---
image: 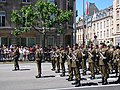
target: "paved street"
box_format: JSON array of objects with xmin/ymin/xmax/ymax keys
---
[{"xmin": 0, "ymin": 62, "xmax": 120, "ymax": 90}]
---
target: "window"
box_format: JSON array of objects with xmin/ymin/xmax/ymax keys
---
[
  {"xmin": 49, "ymin": 0, "xmax": 55, "ymax": 3},
  {"xmin": 104, "ymin": 31, "xmax": 105, "ymax": 37},
  {"xmin": 48, "ymin": 36, "xmax": 54, "ymax": 46},
  {"xmin": 117, "ymin": 10, "xmax": 119, "ymax": 18},
  {"xmin": 0, "ymin": 0, "xmax": 6, "ymax": 2},
  {"xmin": 104, "ymin": 21, "xmax": 106, "ymax": 28},
  {"xmin": 22, "ymin": 0, "xmax": 31, "ymax": 3},
  {"xmin": 97, "ymin": 23, "xmax": 99, "ymax": 30},
  {"xmin": 100, "ymin": 22, "xmax": 102, "ymax": 29},
  {"xmin": 94, "ymin": 24, "xmax": 96, "ymax": 30},
  {"xmin": 106, "ymin": 29, "xmax": 109, "ymax": 37},
  {"xmin": 117, "ymin": 0, "xmax": 119, "ymax": 5},
  {"xmin": 0, "ymin": 11, "xmax": 5, "ymax": 27},
  {"xmin": 107, "ymin": 20, "xmax": 109, "ymax": 26},
  {"xmin": 1, "ymin": 37, "xmax": 8, "ymax": 46},
  {"xmin": 28, "ymin": 38, "xmax": 36, "ymax": 47},
  {"xmin": 97, "ymin": 32, "xmax": 99, "ymax": 38},
  {"xmin": 100, "ymin": 31, "xmax": 102, "ymax": 38},
  {"xmin": 117, "ymin": 24, "xmax": 120, "ymax": 31}
]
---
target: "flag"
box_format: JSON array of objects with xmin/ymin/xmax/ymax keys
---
[{"xmin": 86, "ymin": 0, "xmax": 89, "ymax": 15}]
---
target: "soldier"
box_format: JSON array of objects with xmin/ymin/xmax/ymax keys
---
[
  {"xmin": 94, "ymin": 45, "xmax": 100, "ymax": 74},
  {"xmin": 35, "ymin": 44, "xmax": 42, "ymax": 78},
  {"xmin": 50, "ymin": 48, "xmax": 55, "ymax": 71},
  {"xmin": 116, "ymin": 47, "xmax": 120, "ymax": 83},
  {"xmin": 60, "ymin": 46, "xmax": 66, "ymax": 77},
  {"xmin": 12, "ymin": 45, "xmax": 20, "ymax": 71},
  {"xmin": 81, "ymin": 47, "xmax": 88, "ymax": 75},
  {"xmin": 99, "ymin": 44, "xmax": 109, "ymax": 85},
  {"xmin": 108, "ymin": 46, "xmax": 114, "ymax": 74},
  {"xmin": 71, "ymin": 44, "xmax": 82, "ymax": 87},
  {"xmin": 88, "ymin": 45, "xmax": 96, "ymax": 79},
  {"xmin": 50, "ymin": 48, "xmax": 56, "ymax": 71},
  {"xmin": 66, "ymin": 46, "xmax": 74, "ymax": 81},
  {"xmin": 113, "ymin": 46, "xmax": 119, "ymax": 77},
  {"xmin": 55, "ymin": 46, "xmax": 60, "ymax": 73},
  {"xmin": 113, "ymin": 46, "xmax": 120, "ymax": 83}
]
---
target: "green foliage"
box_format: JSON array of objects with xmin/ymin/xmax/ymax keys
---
[{"xmin": 11, "ymin": 0, "xmax": 72, "ymax": 36}]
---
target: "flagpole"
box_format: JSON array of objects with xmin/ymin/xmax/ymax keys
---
[
  {"xmin": 85, "ymin": 0, "xmax": 89, "ymax": 48},
  {"xmin": 82, "ymin": 0, "xmax": 85, "ymax": 48},
  {"xmin": 86, "ymin": 16, "xmax": 88, "ymax": 48}
]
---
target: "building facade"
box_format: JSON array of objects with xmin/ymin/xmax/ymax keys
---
[
  {"xmin": 76, "ymin": 0, "xmax": 120, "ymax": 46},
  {"xmin": 0, "ymin": 0, "xmax": 74, "ymax": 47},
  {"xmin": 113, "ymin": 0, "xmax": 120, "ymax": 45}
]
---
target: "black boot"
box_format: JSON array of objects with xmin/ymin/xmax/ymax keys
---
[
  {"xmin": 60, "ymin": 73, "xmax": 65, "ymax": 77},
  {"xmin": 75, "ymin": 80, "xmax": 81, "ymax": 87},
  {"xmin": 104, "ymin": 78, "xmax": 108, "ymax": 85},
  {"xmin": 51, "ymin": 68, "xmax": 55, "ymax": 71},
  {"xmin": 72, "ymin": 79, "xmax": 78, "ymax": 85},
  {"xmin": 35, "ymin": 74, "xmax": 41, "ymax": 78},
  {"xmin": 12, "ymin": 67, "xmax": 17, "ymax": 71},
  {"xmin": 115, "ymin": 76, "xmax": 120, "ymax": 84},
  {"xmin": 102, "ymin": 77, "xmax": 104, "ymax": 85},
  {"xmin": 55, "ymin": 70, "xmax": 60, "ymax": 73},
  {"xmin": 67, "ymin": 77, "xmax": 73, "ymax": 81}
]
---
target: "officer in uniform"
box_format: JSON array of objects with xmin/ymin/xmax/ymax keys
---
[
  {"xmin": 113, "ymin": 46, "xmax": 119, "ymax": 77},
  {"xmin": 107, "ymin": 46, "xmax": 114, "ymax": 74},
  {"xmin": 95, "ymin": 45, "xmax": 100, "ymax": 74},
  {"xmin": 99, "ymin": 44, "xmax": 109, "ymax": 85},
  {"xmin": 66, "ymin": 46, "xmax": 73, "ymax": 81},
  {"xmin": 88, "ymin": 45, "xmax": 96, "ymax": 79},
  {"xmin": 60, "ymin": 46, "xmax": 66, "ymax": 77},
  {"xmin": 35, "ymin": 44, "xmax": 42, "ymax": 78},
  {"xmin": 113, "ymin": 46, "xmax": 120, "ymax": 83},
  {"xmin": 12, "ymin": 45, "xmax": 20, "ymax": 71},
  {"xmin": 50, "ymin": 48, "xmax": 56, "ymax": 71},
  {"xmin": 81, "ymin": 47, "xmax": 88, "ymax": 75},
  {"xmin": 115, "ymin": 46, "xmax": 120, "ymax": 83},
  {"xmin": 55, "ymin": 46, "xmax": 60, "ymax": 73},
  {"xmin": 71, "ymin": 44, "xmax": 82, "ymax": 87}
]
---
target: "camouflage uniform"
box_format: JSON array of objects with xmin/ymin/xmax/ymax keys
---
[
  {"xmin": 60, "ymin": 48, "xmax": 66, "ymax": 77},
  {"xmin": 71, "ymin": 44, "xmax": 82, "ymax": 87},
  {"xmin": 88, "ymin": 48, "xmax": 96, "ymax": 79},
  {"xmin": 13, "ymin": 47, "xmax": 20, "ymax": 71},
  {"xmin": 55, "ymin": 48, "xmax": 60, "ymax": 73},
  {"xmin": 35, "ymin": 45, "xmax": 42, "ymax": 78},
  {"xmin": 99, "ymin": 46, "xmax": 109, "ymax": 85},
  {"xmin": 113, "ymin": 46, "xmax": 120, "ymax": 83},
  {"xmin": 66, "ymin": 47, "xmax": 73, "ymax": 81},
  {"xmin": 81, "ymin": 48, "xmax": 88, "ymax": 75},
  {"xmin": 51, "ymin": 48, "xmax": 56, "ymax": 71},
  {"xmin": 94, "ymin": 46, "xmax": 100, "ymax": 74}
]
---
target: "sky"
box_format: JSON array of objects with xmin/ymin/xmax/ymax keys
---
[{"xmin": 76, "ymin": 0, "xmax": 113, "ymax": 21}]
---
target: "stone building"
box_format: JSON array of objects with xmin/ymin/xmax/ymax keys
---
[
  {"xmin": 0, "ymin": 0, "xmax": 74, "ymax": 47},
  {"xmin": 113, "ymin": 0, "xmax": 120, "ymax": 45},
  {"xmin": 76, "ymin": 0, "xmax": 120, "ymax": 46}
]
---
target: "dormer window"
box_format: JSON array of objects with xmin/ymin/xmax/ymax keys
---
[
  {"xmin": 22, "ymin": 0, "xmax": 31, "ymax": 3},
  {"xmin": 0, "ymin": 0, "xmax": 6, "ymax": 2}
]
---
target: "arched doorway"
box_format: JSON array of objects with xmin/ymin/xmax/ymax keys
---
[{"xmin": 65, "ymin": 35, "xmax": 72, "ymax": 47}]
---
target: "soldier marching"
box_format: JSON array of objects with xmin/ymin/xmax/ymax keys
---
[{"xmin": 8, "ymin": 43, "xmax": 120, "ymax": 87}]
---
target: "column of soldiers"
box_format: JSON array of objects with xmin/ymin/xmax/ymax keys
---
[
  {"xmin": 10, "ymin": 43, "xmax": 120, "ymax": 86},
  {"xmin": 49, "ymin": 43, "xmax": 120, "ymax": 86}
]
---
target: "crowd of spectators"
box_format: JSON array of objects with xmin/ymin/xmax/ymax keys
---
[{"xmin": 0, "ymin": 45, "xmax": 36, "ymax": 61}]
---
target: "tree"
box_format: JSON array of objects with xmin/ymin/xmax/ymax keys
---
[{"xmin": 11, "ymin": 0, "xmax": 72, "ymax": 36}]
